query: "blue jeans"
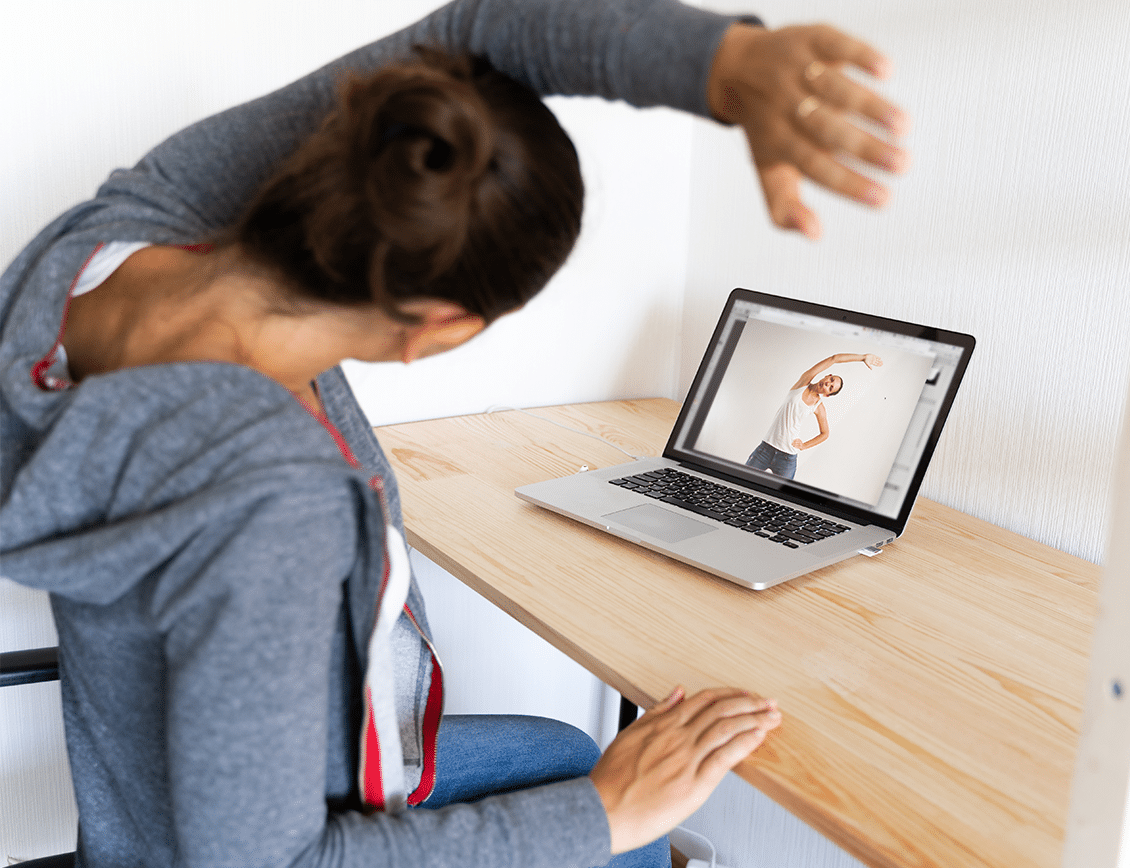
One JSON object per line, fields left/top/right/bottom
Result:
{"left": 419, "top": 715, "right": 670, "bottom": 868}
{"left": 745, "top": 440, "right": 796, "bottom": 479}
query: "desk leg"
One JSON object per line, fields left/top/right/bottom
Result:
{"left": 618, "top": 696, "right": 639, "bottom": 731}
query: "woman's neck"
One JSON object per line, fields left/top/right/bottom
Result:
{"left": 61, "top": 245, "right": 403, "bottom": 405}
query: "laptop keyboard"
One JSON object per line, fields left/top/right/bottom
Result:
{"left": 609, "top": 467, "right": 849, "bottom": 549}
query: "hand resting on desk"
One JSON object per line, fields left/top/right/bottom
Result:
{"left": 590, "top": 686, "right": 782, "bottom": 854}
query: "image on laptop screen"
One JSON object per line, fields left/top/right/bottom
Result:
{"left": 668, "top": 293, "right": 973, "bottom": 526}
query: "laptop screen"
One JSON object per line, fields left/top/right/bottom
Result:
{"left": 665, "top": 289, "right": 975, "bottom": 533}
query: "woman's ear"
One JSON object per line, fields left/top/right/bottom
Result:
{"left": 398, "top": 300, "right": 485, "bottom": 363}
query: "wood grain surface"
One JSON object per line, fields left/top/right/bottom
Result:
{"left": 375, "top": 399, "right": 1098, "bottom": 868}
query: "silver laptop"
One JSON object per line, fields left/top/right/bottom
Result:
{"left": 516, "top": 289, "right": 975, "bottom": 590}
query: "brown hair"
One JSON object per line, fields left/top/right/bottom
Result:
{"left": 230, "top": 49, "right": 583, "bottom": 324}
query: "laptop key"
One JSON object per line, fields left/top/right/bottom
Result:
{"left": 659, "top": 497, "right": 728, "bottom": 522}
{"left": 611, "top": 469, "right": 851, "bottom": 544}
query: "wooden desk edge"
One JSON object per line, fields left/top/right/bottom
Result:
{"left": 376, "top": 399, "right": 1099, "bottom": 868}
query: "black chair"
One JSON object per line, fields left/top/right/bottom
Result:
{"left": 0, "top": 646, "right": 60, "bottom": 688}
{"left": 1, "top": 646, "right": 76, "bottom": 868}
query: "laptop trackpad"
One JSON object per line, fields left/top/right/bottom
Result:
{"left": 603, "top": 504, "right": 716, "bottom": 543}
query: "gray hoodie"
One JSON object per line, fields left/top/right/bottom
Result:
{"left": 0, "top": 1, "right": 747, "bottom": 866}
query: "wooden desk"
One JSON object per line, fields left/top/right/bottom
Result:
{"left": 375, "top": 398, "right": 1098, "bottom": 868}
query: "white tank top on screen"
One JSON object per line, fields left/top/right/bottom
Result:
{"left": 764, "top": 387, "right": 819, "bottom": 454}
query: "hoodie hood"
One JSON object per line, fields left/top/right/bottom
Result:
{"left": 1, "top": 358, "right": 376, "bottom": 607}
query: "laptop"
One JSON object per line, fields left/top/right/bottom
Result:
{"left": 516, "top": 289, "right": 975, "bottom": 590}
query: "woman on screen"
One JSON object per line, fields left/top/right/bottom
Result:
{"left": 746, "top": 353, "right": 883, "bottom": 479}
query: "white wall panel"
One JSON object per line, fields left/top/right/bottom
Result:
{"left": 679, "top": 772, "right": 866, "bottom": 868}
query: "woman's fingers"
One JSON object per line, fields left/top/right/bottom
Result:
{"left": 808, "top": 23, "right": 892, "bottom": 80}
{"left": 696, "top": 714, "right": 777, "bottom": 781}
{"left": 792, "top": 68, "right": 909, "bottom": 192}
{"left": 693, "top": 695, "right": 781, "bottom": 752}
{"left": 590, "top": 687, "right": 781, "bottom": 854}
{"left": 647, "top": 684, "right": 686, "bottom": 716}
{"left": 805, "top": 24, "right": 907, "bottom": 134}
{"left": 805, "top": 65, "right": 908, "bottom": 141}
{"left": 758, "top": 163, "right": 818, "bottom": 238}
{"left": 794, "top": 87, "right": 909, "bottom": 173}
{"left": 779, "top": 135, "right": 892, "bottom": 207}
{"left": 707, "top": 22, "right": 909, "bottom": 236}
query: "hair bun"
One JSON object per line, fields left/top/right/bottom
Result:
{"left": 348, "top": 57, "right": 495, "bottom": 280}
{"left": 231, "top": 48, "right": 582, "bottom": 324}
{"left": 376, "top": 122, "right": 453, "bottom": 171}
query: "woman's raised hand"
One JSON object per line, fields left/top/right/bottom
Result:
{"left": 707, "top": 23, "right": 910, "bottom": 240}
{"left": 589, "top": 686, "right": 782, "bottom": 854}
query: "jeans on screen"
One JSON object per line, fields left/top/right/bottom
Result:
{"left": 745, "top": 440, "right": 797, "bottom": 479}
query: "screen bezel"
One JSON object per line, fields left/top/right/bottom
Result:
{"left": 662, "top": 288, "right": 976, "bottom": 535}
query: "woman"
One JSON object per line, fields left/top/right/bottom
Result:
{"left": 746, "top": 353, "right": 883, "bottom": 478}
{"left": 0, "top": 2, "right": 905, "bottom": 866}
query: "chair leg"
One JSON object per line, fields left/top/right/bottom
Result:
{"left": 618, "top": 695, "right": 639, "bottom": 731}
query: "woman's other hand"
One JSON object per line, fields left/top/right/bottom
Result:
{"left": 589, "top": 686, "right": 782, "bottom": 854}
{"left": 707, "top": 23, "right": 910, "bottom": 240}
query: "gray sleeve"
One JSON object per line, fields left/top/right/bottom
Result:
{"left": 104, "top": 0, "right": 747, "bottom": 236}
{"left": 391, "top": 0, "right": 745, "bottom": 114}
{"left": 159, "top": 483, "right": 356, "bottom": 868}
{"left": 160, "top": 479, "right": 612, "bottom": 868}
{"left": 321, "top": 778, "right": 612, "bottom": 868}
